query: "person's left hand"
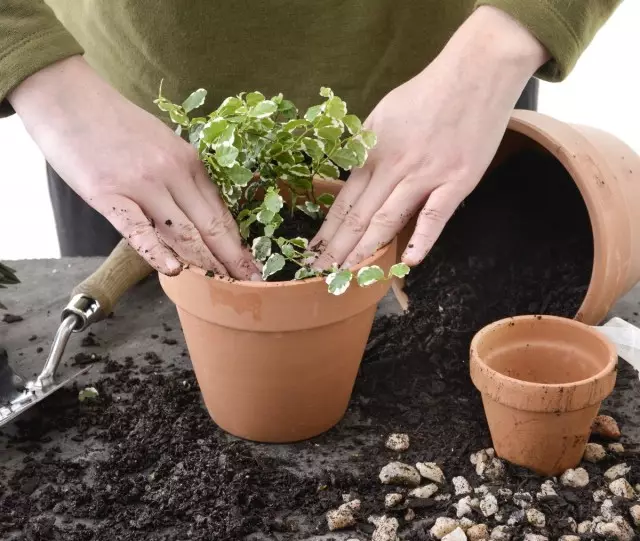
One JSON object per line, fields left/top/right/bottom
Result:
{"left": 310, "top": 6, "right": 549, "bottom": 271}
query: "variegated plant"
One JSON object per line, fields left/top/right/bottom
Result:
{"left": 156, "top": 86, "right": 409, "bottom": 294}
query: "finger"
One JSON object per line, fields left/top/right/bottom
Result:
{"left": 170, "top": 167, "right": 261, "bottom": 281}
{"left": 137, "top": 188, "right": 228, "bottom": 275}
{"left": 308, "top": 167, "right": 371, "bottom": 253}
{"left": 402, "top": 185, "right": 462, "bottom": 266}
{"left": 312, "top": 168, "right": 396, "bottom": 271}
{"left": 342, "top": 181, "right": 425, "bottom": 269}
{"left": 93, "top": 194, "right": 182, "bottom": 276}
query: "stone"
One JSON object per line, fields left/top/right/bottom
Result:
{"left": 583, "top": 442, "right": 606, "bottom": 463}
{"left": 385, "top": 433, "right": 410, "bottom": 452}
{"left": 507, "top": 510, "right": 525, "bottom": 526}
{"left": 629, "top": 505, "right": 640, "bottom": 527}
{"left": 593, "top": 516, "right": 634, "bottom": 541}
{"left": 608, "top": 442, "right": 625, "bottom": 454}
{"left": 442, "top": 527, "right": 468, "bottom": 541}
{"left": 416, "top": 462, "right": 445, "bottom": 484}
{"left": 560, "top": 468, "right": 589, "bottom": 488}
{"left": 565, "top": 517, "right": 578, "bottom": 532}
{"left": 466, "top": 524, "right": 489, "bottom": 541}
{"left": 480, "top": 459, "right": 505, "bottom": 481}
{"left": 592, "top": 415, "right": 621, "bottom": 439}
{"left": 558, "top": 537, "right": 580, "bottom": 541}
{"left": 471, "top": 448, "right": 495, "bottom": 465}
{"left": 493, "top": 513, "right": 505, "bottom": 524}
{"left": 379, "top": 462, "right": 421, "bottom": 487}
{"left": 474, "top": 485, "right": 489, "bottom": 496}
{"left": 409, "top": 483, "right": 439, "bottom": 499}
{"left": 604, "top": 463, "right": 631, "bottom": 481}
{"left": 601, "top": 499, "right": 616, "bottom": 521}
{"left": 404, "top": 508, "right": 415, "bottom": 522}
{"left": 523, "top": 535, "right": 547, "bottom": 541}
{"left": 526, "top": 508, "right": 546, "bottom": 528}
{"left": 459, "top": 518, "right": 475, "bottom": 531}
{"left": 435, "top": 494, "right": 452, "bottom": 502}
{"left": 512, "top": 492, "right": 533, "bottom": 508}
{"left": 431, "top": 517, "right": 460, "bottom": 540}
{"left": 453, "top": 476, "right": 472, "bottom": 495}
{"left": 384, "top": 493, "right": 403, "bottom": 508}
{"left": 497, "top": 488, "right": 513, "bottom": 500}
{"left": 593, "top": 489, "right": 608, "bottom": 502}
{"left": 490, "top": 525, "right": 511, "bottom": 541}
{"left": 536, "top": 480, "right": 556, "bottom": 499}
{"left": 327, "top": 500, "right": 360, "bottom": 531}
{"left": 480, "top": 493, "right": 498, "bottom": 517}
{"left": 577, "top": 520, "right": 593, "bottom": 534}
{"left": 371, "top": 515, "right": 400, "bottom": 541}
{"left": 455, "top": 496, "right": 479, "bottom": 518}
{"left": 610, "top": 478, "right": 636, "bottom": 499}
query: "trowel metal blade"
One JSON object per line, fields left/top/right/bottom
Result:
{"left": 0, "top": 366, "right": 90, "bottom": 427}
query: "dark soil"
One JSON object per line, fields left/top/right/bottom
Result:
{"left": 2, "top": 313, "right": 23, "bottom": 324}
{"left": 1, "top": 149, "right": 639, "bottom": 540}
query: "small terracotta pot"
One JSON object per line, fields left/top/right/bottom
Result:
{"left": 470, "top": 315, "right": 617, "bottom": 476}
{"left": 159, "top": 179, "right": 396, "bottom": 443}
{"left": 396, "top": 110, "right": 640, "bottom": 324}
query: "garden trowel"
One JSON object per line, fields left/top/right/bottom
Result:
{"left": 594, "top": 317, "right": 640, "bottom": 380}
{"left": 0, "top": 239, "right": 153, "bottom": 427}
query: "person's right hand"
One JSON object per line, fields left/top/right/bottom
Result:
{"left": 8, "top": 56, "right": 260, "bottom": 280}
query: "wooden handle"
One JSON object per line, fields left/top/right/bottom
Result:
{"left": 71, "top": 238, "right": 154, "bottom": 317}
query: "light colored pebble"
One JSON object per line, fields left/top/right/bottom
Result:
{"left": 558, "top": 537, "right": 580, "bottom": 541}
{"left": 385, "top": 433, "right": 409, "bottom": 452}
{"left": 523, "top": 535, "right": 547, "bottom": 541}
{"left": 431, "top": 517, "right": 460, "bottom": 539}
{"left": 593, "top": 489, "right": 608, "bottom": 502}
{"left": 593, "top": 516, "right": 634, "bottom": 541}
{"left": 608, "top": 442, "right": 625, "bottom": 454}
{"left": 480, "top": 493, "right": 498, "bottom": 517}
{"left": 583, "top": 442, "right": 607, "bottom": 463}
{"left": 566, "top": 517, "right": 577, "bottom": 532}
{"left": 592, "top": 415, "right": 621, "bottom": 439}
{"left": 493, "top": 513, "right": 505, "bottom": 523}
{"left": 459, "top": 518, "right": 475, "bottom": 531}
{"left": 442, "top": 527, "right": 468, "bottom": 541}
{"left": 379, "top": 462, "right": 421, "bottom": 487}
{"left": 507, "top": 510, "right": 525, "bottom": 526}
{"left": 577, "top": 520, "right": 593, "bottom": 534}
{"left": 466, "top": 524, "right": 488, "bottom": 541}
{"left": 604, "top": 463, "right": 631, "bottom": 481}
{"left": 471, "top": 448, "right": 495, "bottom": 465}
{"left": 371, "top": 515, "right": 399, "bottom": 541}
{"left": 384, "top": 493, "right": 403, "bottom": 508}
{"left": 409, "top": 483, "right": 439, "bottom": 499}
{"left": 453, "top": 476, "right": 472, "bottom": 495}
{"left": 629, "top": 505, "right": 640, "bottom": 527}
{"left": 474, "top": 485, "right": 489, "bottom": 496}
{"left": 490, "top": 525, "right": 511, "bottom": 541}
{"left": 536, "top": 480, "right": 556, "bottom": 499}
{"left": 497, "top": 488, "right": 512, "bottom": 500}
{"left": 455, "top": 496, "right": 478, "bottom": 518}
{"left": 480, "top": 458, "right": 506, "bottom": 481}
{"left": 327, "top": 500, "right": 360, "bottom": 531}
{"left": 610, "top": 478, "right": 636, "bottom": 499}
{"left": 560, "top": 468, "right": 589, "bottom": 488}
{"left": 435, "top": 493, "right": 452, "bottom": 502}
{"left": 526, "top": 508, "right": 546, "bottom": 528}
{"left": 602, "top": 499, "right": 616, "bottom": 521}
{"left": 512, "top": 492, "right": 533, "bottom": 508}
{"left": 416, "top": 462, "right": 445, "bottom": 484}
{"left": 404, "top": 508, "right": 415, "bottom": 521}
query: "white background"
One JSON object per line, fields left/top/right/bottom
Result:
{"left": 1, "top": 1, "right": 639, "bottom": 260}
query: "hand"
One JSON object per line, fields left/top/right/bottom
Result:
{"left": 9, "top": 56, "right": 260, "bottom": 279}
{"left": 310, "top": 6, "right": 549, "bottom": 271}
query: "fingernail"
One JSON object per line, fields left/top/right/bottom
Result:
{"left": 165, "top": 258, "right": 182, "bottom": 276}
{"left": 251, "top": 273, "right": 262, "bottom": 282}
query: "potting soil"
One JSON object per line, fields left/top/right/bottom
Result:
{"left": 2, "top": 150, "right": 639, "bottom": 541}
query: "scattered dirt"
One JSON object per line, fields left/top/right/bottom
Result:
{"left": 2, "top": 313, "right": 23, "bottom": 324}
{"left": 1, "top": 150, "right": 638, "bottom": 540}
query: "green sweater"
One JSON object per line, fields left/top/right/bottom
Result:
{"left": 0, "top": 1, "right": 622, "bottom": 120}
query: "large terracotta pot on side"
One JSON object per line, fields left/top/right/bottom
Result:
{"left": 470, "top": 315, "right": 617, "bottom": 476}
{"left": 159, "top": 179, "right": 396, "bottom": 443}
{"left": 396, "top": 110, "right": 640, "bottom": 324}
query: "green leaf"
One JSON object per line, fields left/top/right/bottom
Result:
{"left": 356, "top": 265, "right": 385, "bottom": 286}
{"left": 289, "top": 237, "right": 308, "bottom": 249}
{"left": 304, "top": 105, "right": 324, "bottom": 122}
{"left": 316, "top": 126, "right": 343, "bottom": 141}
{"left": 330, "top": 148, "right": 359, "bottom": 169}
{"left": 343, "top": 115, "right": 362, "bottom": 135}
{"left": 295, "top": 267, "right": 318, "bottom": 280}
{"left": 215, "top": 144, "right": 239, "bottom": 167}
{"left": 217, "top": 96, "right": 244, "bottom": 117}
{"left": 302, "top": 138, "right": 325, "bottom": 161}
{"left": 246, "top": 91, "right": 265, "bottom": 107}
{"left": 346, "top": 138, "right": 368, "bottom": 167}
{"left": 317, "top": 162, "right": 340, "bottom": 179}
{"left": 264, "top": 189, "right": 284, "bottom": 213}
{"left": 189, "top": 124, "right": 204, "bottom": 144}
{"left": 275, "top": 151, "right": 296, "bottom": 165}
{"left": 182, "top": 88, "right": 207, "bottom": 112}
{"left": 320, "top": 87, "right": 334, "bottom": 98}
{"left": 278, "top": 99, "right": 298, "bottom": 119}
{"left": 283, "top": 119, "right": 309, "bottom": 132}
{"left": 227, "top": 164, "right": 253, "bottom": 186}
{"left": 249, "top": 100, "right": 278, "bottom": 118}
{"left": 262, "top": 253, "right": 286, "bottom": 280}
{"left": 361, "top": 130, "right": 377, "bottom": 149}
{"left": 217, "top": 124, "right": 236, "bottom": 147}
{"left": 325, "top": 97, "right": 347, "bottom": 120}
{"left": 201, "top": 118, "right": 229, "bottom": 145}
{"left": 155, "top": 98, "right": 177, "bottom": 113}
{"left": 305, "top": 201, "right": 320, "bottom": 213}
{"left": 251, "top": 236, "right": 272, "bottom": 261}
{"left": 239, "top": 215, "right": 256, "bottom": 239}
{"left": 263, "top": 213, "right": 283, "bottom": 237}
{"left": 281, "top": 243, "right": 296, "bottom": 258}
{"left": 287, "top": 164, "right": 311, "bottom": 177}
{"left": 389, "top": 262, "right": 411, "bottom": 278}
{"left": 257, "top": 209, "right": 275, "bottom": 224}
{"left": 174, "top": 125, "right": 182, "bottom": 137}
{"left": 78, "top": 386, "right": 99, "bottom": 402}
{"left": 169, "top": 109, "right": 189, "bottom": 126}
{"left": 316, "top": 193, "right": 335, "bottom": 207}
{"left": 325, "top": 269, "right": 353, "bottom": 296}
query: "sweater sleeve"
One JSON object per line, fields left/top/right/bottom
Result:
{"left": 475, "top": 0, "right": 623, "bottom": 81}
{"left": 0, "top": 1, "right": 84, "bottom": 117}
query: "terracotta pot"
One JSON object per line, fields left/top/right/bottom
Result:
{"left": 396, "top": 110, "right": 640, "bottom": 324}
{"left": 159, "top": 179, "right": 396, "bottom": 443}
{"left": 470, "top": 314, "right": 617, "bottom": 476}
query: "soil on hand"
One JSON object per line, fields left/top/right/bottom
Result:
{"left": 2, "top": 150, "right": 638, "bottom": 541}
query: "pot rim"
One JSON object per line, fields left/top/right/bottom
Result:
{"left": 470, "top": 314, "right": 617, "bottom": 390}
